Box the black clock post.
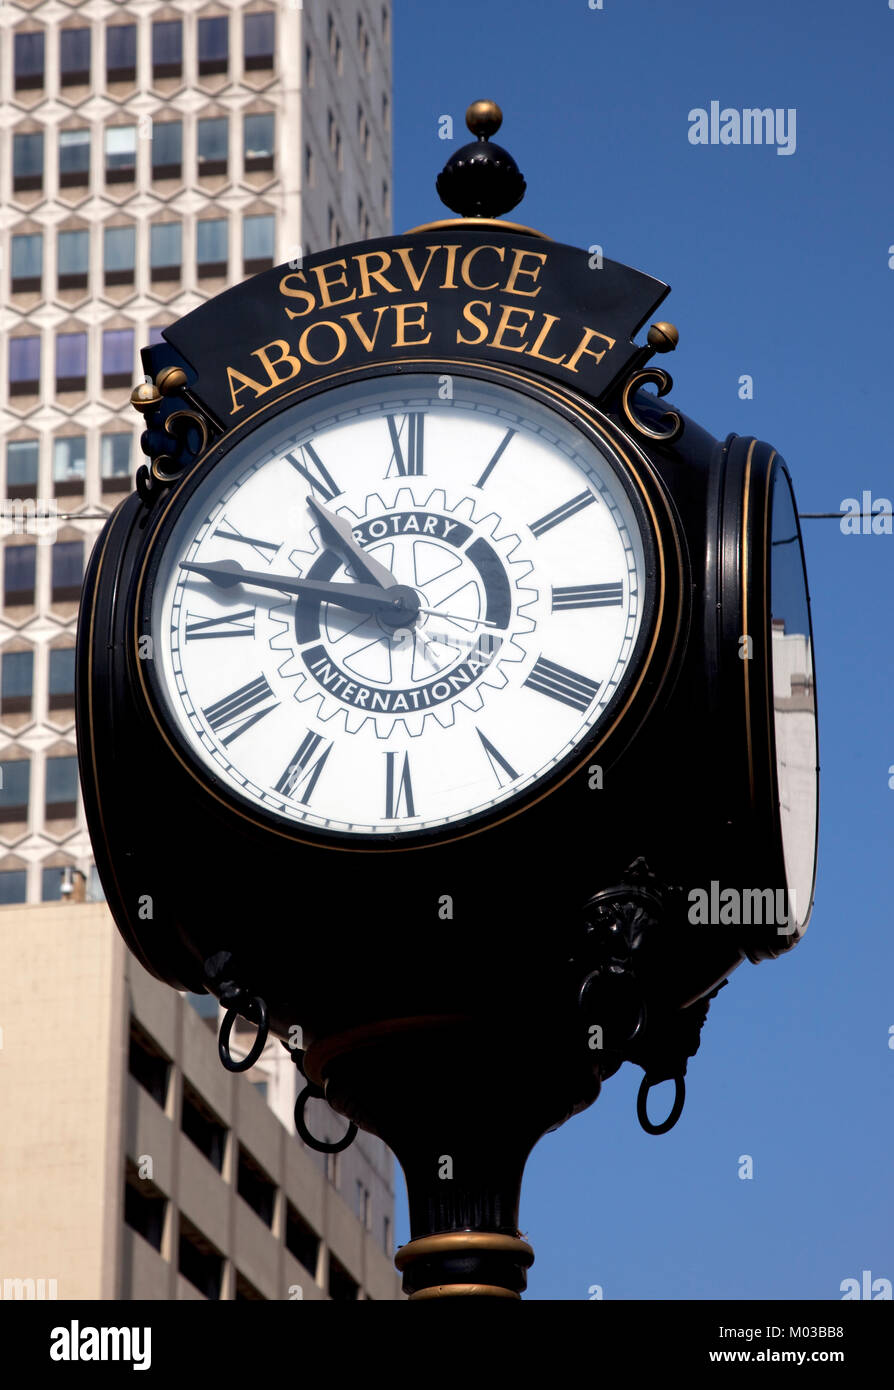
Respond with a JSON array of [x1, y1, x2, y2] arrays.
[[77, 102, 818, 1299]]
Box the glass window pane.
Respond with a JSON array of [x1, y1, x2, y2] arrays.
[[0, 870, 27, 905], [152, 121, 182, 168], [150, 223, 181, 267], [55, 334, 87, 380], [11, 234, 42, 279], [198, 118, 228, 162], [13, 132, 44, 177], [147, 327, 167, 348], [101, 434, 131, 477], [243, 215, 274, 260], [58, 229, 89, 275], [102, 329, 133, 376], [49, 648, 75, 695], [53, 436, 86, 482], [4, 547, 36, 596], [197, 219, 227, 264], [7, 441, 39, 487], [15, 31, 44, 78], [105, 126, 136, 167], [0, 761, 30, 806], [199, 16, 228, 61], [59, 128, 90, 173], [9, 338, 40, 383], [52, 541, 83, 591], [46, 756, 78, 803], [42, 867, 67, 901], [2, 651, 33, 699], [244, 114, 273, 158], [244, 12, 274, 58], [152, 20, 182, 66], [107, 25, 137, 71], [104, 225, 135, 271], [60, 29, 90, 76]]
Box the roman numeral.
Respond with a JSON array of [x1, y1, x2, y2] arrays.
[[202, 675, 279, 747], [476, 728, 518, 787], [384, 751, 415, 818], [213, 519, 281, 560], [274, 731, 333, 803], [551, 582, 624, 610], [475, 428, 515, 489], [529, 491, 596, 538], [386, 414, 425, 476], [185, 608, 255, 641], [286, 443, 340, 500], [523, 657, 601, 713]]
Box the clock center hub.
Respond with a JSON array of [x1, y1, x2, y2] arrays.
[[374, 584, 422, 633]]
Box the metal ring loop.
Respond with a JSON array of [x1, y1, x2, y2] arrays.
[[636, 1073, 685, 1135], [218, 996, 268, 1073], [294, 1083, 358, 1153]]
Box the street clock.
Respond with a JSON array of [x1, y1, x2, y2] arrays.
[[77, 103, 818, 1298]]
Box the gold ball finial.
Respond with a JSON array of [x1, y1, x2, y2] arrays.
[[156, 365, 188, 396], [466, 100, 503, 141], [130, 381, 162, 414], [647, 322, 679, 353]]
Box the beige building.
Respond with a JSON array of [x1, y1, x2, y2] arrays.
[[0, 0, 392, 904], [0, 902, 403, 1300]]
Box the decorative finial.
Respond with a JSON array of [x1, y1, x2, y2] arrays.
[[647, 322, 679, 354], [436, 100, 526, 219]]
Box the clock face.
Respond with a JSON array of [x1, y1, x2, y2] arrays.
[[144, 370, 653, 840]]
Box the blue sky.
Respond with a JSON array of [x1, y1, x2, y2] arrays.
[[391, 0, 894, 1299]]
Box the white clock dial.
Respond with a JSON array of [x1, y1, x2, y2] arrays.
[[148, 372, 651, 837]]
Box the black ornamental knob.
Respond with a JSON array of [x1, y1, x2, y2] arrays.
[[436, 100, 527, 218]]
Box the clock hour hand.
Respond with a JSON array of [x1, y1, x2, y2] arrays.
[[305, 496, 399, 589], [179, 560, 419, 621]]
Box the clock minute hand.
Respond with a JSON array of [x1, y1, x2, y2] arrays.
[[305, 496, 399, 589], [179, 560, 416, 619]]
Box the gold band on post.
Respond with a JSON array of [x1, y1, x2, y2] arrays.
[[395, 1231, 534, 1269], [409, 1284, 520, 1300]]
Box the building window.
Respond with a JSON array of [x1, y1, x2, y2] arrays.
[[42, 866, 72, 901], [13, 131, 43, 193], [10, 233, 42, 294], [45, 755, 78, 817], [124, 1163, 167, 1253], [54, 334, 87, 394], [198, 16, 228, 76], [60, 28, 90, 86], [237, 1146, 275, 1227], [243, 214, 274, 274], [53, 436, 87, 492], [3, 547, 36, 606], [197, 218, 227, 278], [305, 43, 314, 86], [150, 224, 182, 282], [244, 113, 274, 173], [285, 1204, 320, 1278], [325, 1150, 339, 1185], [152, 19, 182, 80], [57, 229, 89, 290], [147, 327, 167, 347], [179, 1216, 223, 1300], [129, 1018, 170, 1107], [1, 650, 34, 716], [106, 24, 137, 84], [105, 126, 137, 183], [48, 649, 76, 711], [304, 143, 314, 186], [103, 225, 136, 286], [0, 870, 27, 904], [384, 1214, 391, 1252], [244, 12, 274, 71], [382, 5, 390, 41], [327, 207, 341, 246], [383, 93, 391, 133], [14, 31, 45, 91], [58, 129, 90, 188], [328, 1254, 359, 1302], [102, 328, 134, 388], [9, 337, 40, 396], [181, 1083, 227, 1172], [383, 179, 390, 215], [197, 117, 228, 176], [6, 441, 39, 500], [51, 542, 83, 604], [101, 434, 132, 487], [0, 761, 30, 822], [152, 121, 182, 180], [355, 1181, 371, 1230]]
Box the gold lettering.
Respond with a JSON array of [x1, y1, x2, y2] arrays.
[[343, 305, 390, 353], [490, 304, 534, 352], [355, 251, 400, 298], [298, 320, 348, 366], [460, 245, 505, 291], [393, 301, 431, 346], [226, 366, 271, 415], [564, 326, 616, 374], [279, 272, 316, 319], [456, 300, 492, 346], [504, 248, 547, 297], [252, 339, 301, 387], [440, 244, 461, 289], [392, 245, 441, 292], [311, 259, 356, 309], [526, 313, 566, 365]]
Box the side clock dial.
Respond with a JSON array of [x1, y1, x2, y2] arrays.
[[139, 370, 660, 841]]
